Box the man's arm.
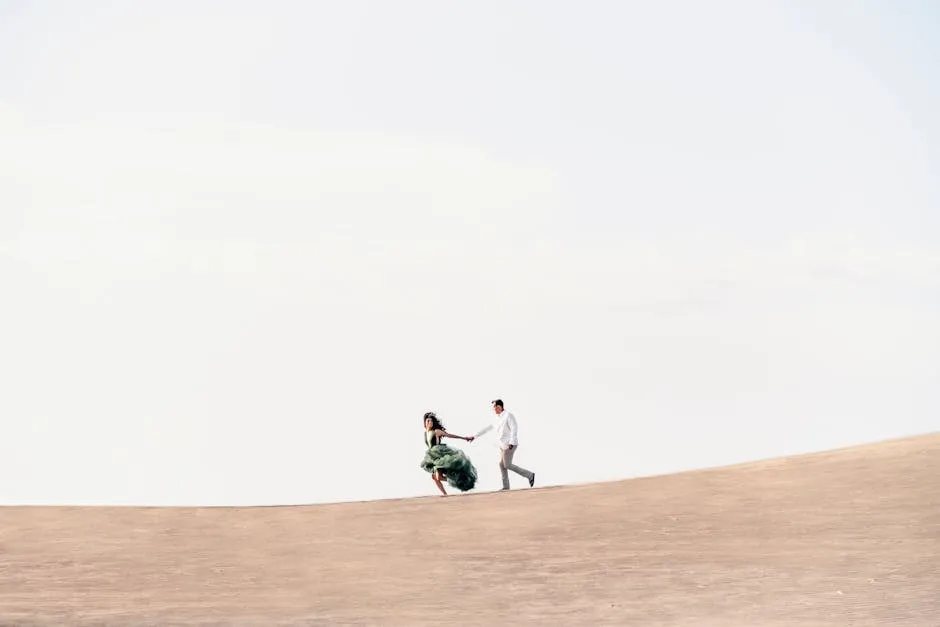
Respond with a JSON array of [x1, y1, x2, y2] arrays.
[[474, 424, 494, 439], [507, 413, 518, 446]]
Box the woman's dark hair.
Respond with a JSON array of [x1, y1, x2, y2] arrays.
[[424, 411, 444, 431]]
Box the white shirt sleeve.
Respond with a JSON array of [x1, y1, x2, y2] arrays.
[[507, 413, 519, 445], [474, 424, 494, 438]]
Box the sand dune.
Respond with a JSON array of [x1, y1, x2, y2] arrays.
[[2, 433, 938, 626]]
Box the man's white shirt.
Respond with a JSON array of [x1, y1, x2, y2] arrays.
[[475, 411, 518, 450]]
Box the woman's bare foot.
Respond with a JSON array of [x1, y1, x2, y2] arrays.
[[432, 471, 447, 496]]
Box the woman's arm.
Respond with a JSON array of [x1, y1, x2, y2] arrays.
[[436, 429, 473, 441]]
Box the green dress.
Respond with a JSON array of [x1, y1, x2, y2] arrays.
[[420, 430, 478, 492]]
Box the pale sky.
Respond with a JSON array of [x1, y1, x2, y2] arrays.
[[1, 1, 938, 506]]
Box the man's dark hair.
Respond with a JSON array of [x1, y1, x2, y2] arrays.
[[491, 399, 504, 409]]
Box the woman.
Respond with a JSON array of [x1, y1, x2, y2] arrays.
[[420, 412, 478, 496]]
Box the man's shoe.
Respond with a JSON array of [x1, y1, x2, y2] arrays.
[[529, 474, 536, 487]]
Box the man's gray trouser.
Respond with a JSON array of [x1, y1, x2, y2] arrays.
[[500, 446, 533, 489]]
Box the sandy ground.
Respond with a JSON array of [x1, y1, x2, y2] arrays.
[[1, 433, 938, 626]]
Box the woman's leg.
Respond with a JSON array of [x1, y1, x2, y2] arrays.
[[432, 470, 448, 496]]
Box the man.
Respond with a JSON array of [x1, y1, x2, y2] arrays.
[[471, 399, 535, 490]]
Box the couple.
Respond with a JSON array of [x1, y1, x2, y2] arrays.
[[420, 399, 536, 497]]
